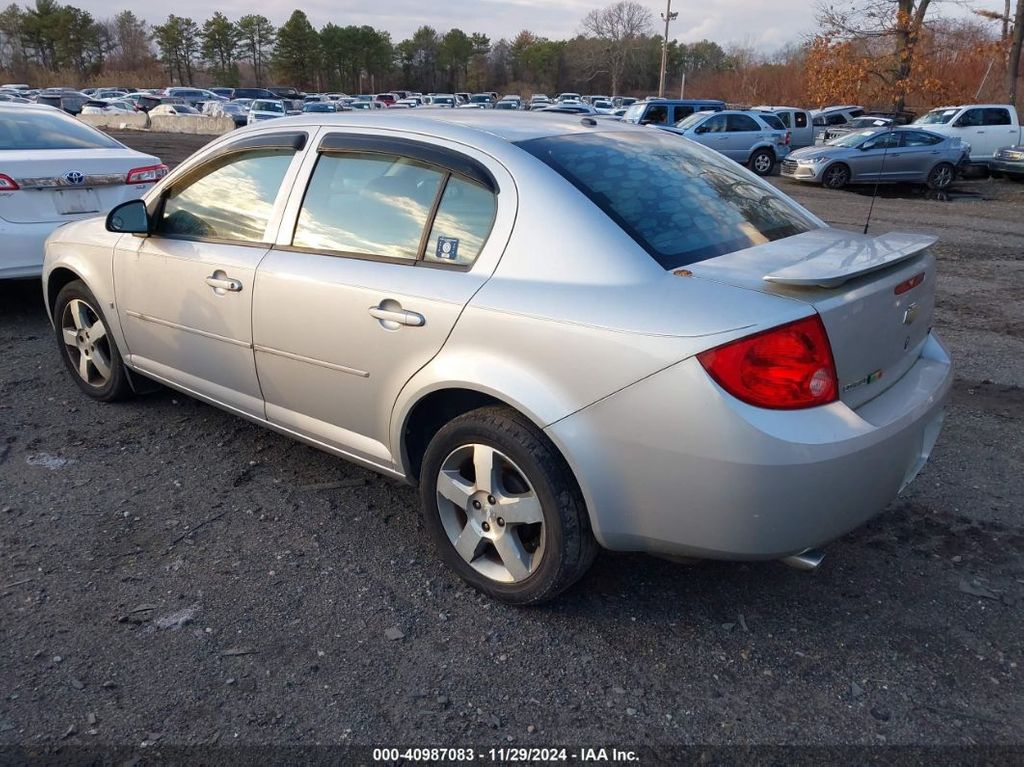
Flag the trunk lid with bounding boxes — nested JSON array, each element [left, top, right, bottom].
[[688, 228, 937, 410], [0, 149, 159, 224]]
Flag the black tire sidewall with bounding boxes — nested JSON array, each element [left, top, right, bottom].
[[823, 164, 848, 189], [54, 280, 131, 401], [418, 409, 587, 604]]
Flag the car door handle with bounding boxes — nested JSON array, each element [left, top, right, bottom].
[[368, 305, 425, 327], [205, 274, 243, 292]]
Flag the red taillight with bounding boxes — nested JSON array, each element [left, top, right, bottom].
[[125, 164, 168, 185], [894, 272, 925, 295], [0, 173, 19, 190], [697, 315, 838, 410]]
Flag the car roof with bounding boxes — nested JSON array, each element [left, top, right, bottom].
[[228, 110, 642, 145]]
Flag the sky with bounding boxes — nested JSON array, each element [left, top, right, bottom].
[[71, 0, 1009, 53]]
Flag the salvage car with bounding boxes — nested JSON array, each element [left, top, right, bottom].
[[659, 110, 790, 175], [43, 112, 952, 603], [781, 126, 968, 190], [989, 145, 1024, 181], [0, 103, 165, 279]]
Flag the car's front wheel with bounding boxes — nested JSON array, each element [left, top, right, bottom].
[[419, 406, 598, 604], [822, 163, 851, 189], [748, 149, 775, 176], [927, 162, 955, 191], [53, 280, 132, 402]]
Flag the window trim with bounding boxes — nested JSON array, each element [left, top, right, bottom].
[[317, 133, 497, 193]]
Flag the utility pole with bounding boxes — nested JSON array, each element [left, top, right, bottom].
[[658, 0, 679, 98]]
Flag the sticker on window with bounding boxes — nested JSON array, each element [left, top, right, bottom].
[[436, 236, 459, 261]]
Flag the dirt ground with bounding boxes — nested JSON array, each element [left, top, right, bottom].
[[1, 130, 1022, 755]]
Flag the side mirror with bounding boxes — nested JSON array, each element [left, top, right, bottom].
[[106, 199, 151, 235]]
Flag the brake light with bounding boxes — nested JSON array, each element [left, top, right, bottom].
[[125, 164, 168, 185], [697, 315, 838, 410], [894, 272, 925, 295], [784, 130, 791, 146], [0, 173, 19, 190]]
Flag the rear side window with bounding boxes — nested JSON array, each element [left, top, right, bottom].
[[983, 108, 1011, 126], [758, 113, 785, 130], [293, 153, 444, 260], [518, 131, 816, 269], [728, 114, 762, 131], [424, 176, 497, 266], [825, 113, 847, 126], [902, 131, 943, 147], [158, 149, 295, 242], [794, 111, 808, 128], [0, 109, 121, 150]]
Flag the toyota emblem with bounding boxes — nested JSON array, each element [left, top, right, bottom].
[[63, 171, 85, 185]]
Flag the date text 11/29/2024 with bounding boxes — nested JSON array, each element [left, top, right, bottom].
[[372, 747, 640, 762]]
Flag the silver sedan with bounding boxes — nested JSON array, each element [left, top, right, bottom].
[[782, 126, 969, 190], [42, 113, 952, 604]]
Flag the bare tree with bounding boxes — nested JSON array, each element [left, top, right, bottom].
[[580, 0, 652, 95], [817, 0, 938, 111]]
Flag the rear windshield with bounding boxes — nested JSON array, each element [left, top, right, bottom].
[[517, 130, 816, 269], [0, 109, 122, 150]]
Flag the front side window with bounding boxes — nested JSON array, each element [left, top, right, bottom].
[[958, 109, 984, 127], [518, 130, 816, 269], [644, 105, 669, 124], [701, 114, 728, 133], [862, 132, 900, 150], [293, 153, 444, 260], [158, 149, 295, 242]]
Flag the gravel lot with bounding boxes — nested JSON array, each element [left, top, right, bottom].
[[1, 130, 1022, 753]]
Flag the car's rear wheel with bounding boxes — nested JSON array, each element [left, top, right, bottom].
[[54, 280, 132, 402], [419, 406, 597, 605], [748, 149, 775, 176], [822, 163, 850, 189], [927, 162, 955, 191]]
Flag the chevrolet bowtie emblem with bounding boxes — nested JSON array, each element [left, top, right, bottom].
[[902, 303, 920, 326]]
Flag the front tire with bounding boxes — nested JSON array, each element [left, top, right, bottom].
[[419, 406, 598, 605], [53, 280, 132, 402], [748, 149, 775, 176], [927, 162, 955, 190], [822, 163, 850, 189]]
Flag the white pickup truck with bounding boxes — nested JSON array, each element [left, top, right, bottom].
[[913, 104, 1023, 165]]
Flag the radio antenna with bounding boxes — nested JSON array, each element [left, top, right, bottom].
[[863, 128, 893, 235]]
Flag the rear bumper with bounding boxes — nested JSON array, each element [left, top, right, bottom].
[[546, 332, 953, 559], [0, 218, 56, 278]]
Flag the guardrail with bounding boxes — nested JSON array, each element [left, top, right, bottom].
[[78, 112, 236, 135]]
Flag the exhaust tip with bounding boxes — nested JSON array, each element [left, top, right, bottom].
[[780, 548, 825, 572]]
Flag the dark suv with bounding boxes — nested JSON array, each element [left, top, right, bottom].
[[623, 99, 726, 126]]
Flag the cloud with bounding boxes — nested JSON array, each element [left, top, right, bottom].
[[77, 0, 1005, 52]]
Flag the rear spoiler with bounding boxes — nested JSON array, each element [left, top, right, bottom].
[[764, 231, 937, 289]]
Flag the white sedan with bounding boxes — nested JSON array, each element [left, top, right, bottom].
[[0, 103, 167, 279]]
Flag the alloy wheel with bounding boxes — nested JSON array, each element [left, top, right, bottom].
[[752, 152, 773, 174], [823, 165, 849, 189], [435, 443, 546, 583], [60, 298, 113, 388], [930, 165, 953, 189]]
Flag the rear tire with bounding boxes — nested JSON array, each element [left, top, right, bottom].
[[748, 149, 775, 176], [822, 163, 850, 189], [418, 406, 598, 605], [53, 280, 133, 402], [927, 162, 955, 191]]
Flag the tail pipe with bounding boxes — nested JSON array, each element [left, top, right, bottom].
[[780, 548, 825, 572]]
